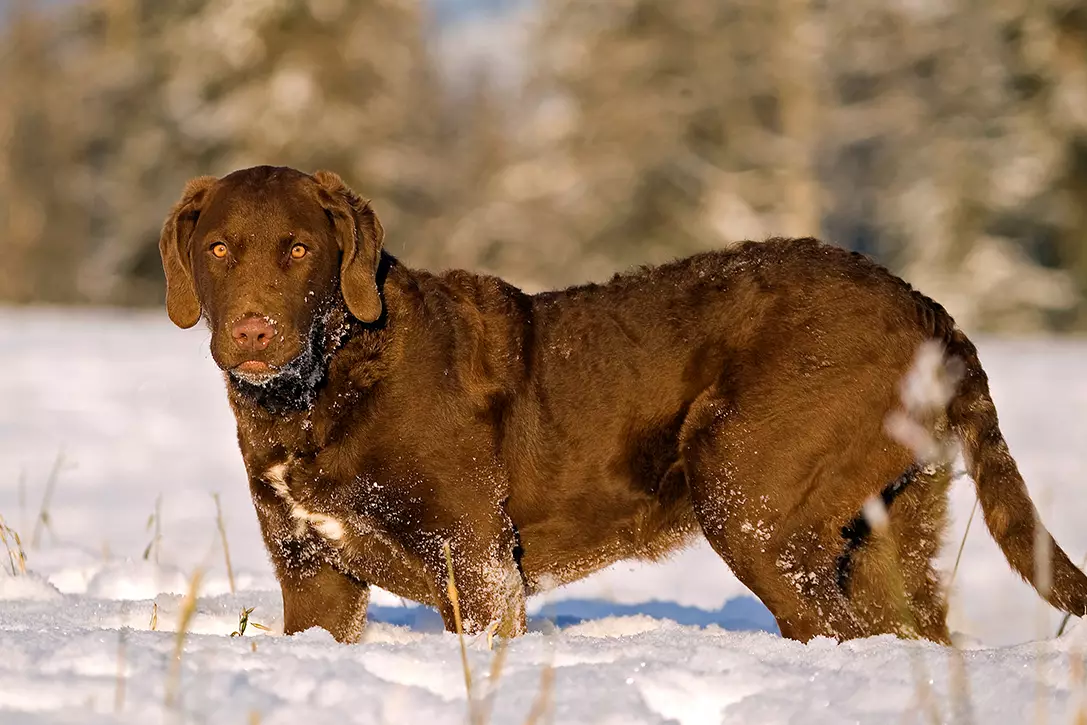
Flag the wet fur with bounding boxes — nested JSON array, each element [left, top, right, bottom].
[[159, 165, 1087, 645]]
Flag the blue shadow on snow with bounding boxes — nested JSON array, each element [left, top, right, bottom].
[[367, 595, 780, 636]]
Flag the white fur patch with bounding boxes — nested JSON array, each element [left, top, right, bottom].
[[290, 503, 345, 541], [264, 463, 291, 498], [264, 462, 346, 542], [308, 513, 346, 541]]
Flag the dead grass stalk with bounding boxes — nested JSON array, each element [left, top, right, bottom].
[[164, 568, 204, 709], [30, 450, 65, 549], [0, 513, 27, 576], [443, 541, 480, 723], [212, 493, 236, 594]]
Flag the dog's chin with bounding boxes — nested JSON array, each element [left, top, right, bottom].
[[230, 361, 280, 387], [225, 347, 327, 413]]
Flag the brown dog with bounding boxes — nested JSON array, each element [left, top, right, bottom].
[[159, 165, 1087, 644]]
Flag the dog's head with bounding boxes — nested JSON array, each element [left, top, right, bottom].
[[159, 166, 384, 388]]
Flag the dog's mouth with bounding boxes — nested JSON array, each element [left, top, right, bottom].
[[227, 347, 316, 405], [231, 360, 279, 385]]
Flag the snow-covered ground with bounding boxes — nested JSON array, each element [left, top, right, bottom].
[[1, 306, 1086, 723]]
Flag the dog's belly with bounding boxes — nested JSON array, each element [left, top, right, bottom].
[[507, 413, 700, 593], [514, 477, 699, 594], [518, 516, 698, 594], [505, 334, 706, 592]]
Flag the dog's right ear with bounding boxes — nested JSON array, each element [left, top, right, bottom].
[[159, 176, 217, 329]]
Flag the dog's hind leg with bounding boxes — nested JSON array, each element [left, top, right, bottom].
[[679, 368, 936, 643], [838, 520, 905, 637], [680, 394, 874, 642], [885, 464, 952, 642], [835, 464, 952, 642]]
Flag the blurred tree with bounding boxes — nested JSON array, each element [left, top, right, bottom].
[[461, 0, 1086, 330], [1030, 1, 1087, 327], [450, 0, 807, 289], [819, 0, 1082, 331], [0, 0, 447, 306], [0, 0, 88, 303], [414, 64, 514, 272], [1, 0, 1085, 333]]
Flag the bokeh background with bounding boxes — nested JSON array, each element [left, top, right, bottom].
[[1, 0, 1086, 330], [1, 0, 1087, 660]]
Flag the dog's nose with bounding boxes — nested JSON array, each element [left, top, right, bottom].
[[231, 316, 276, 352]]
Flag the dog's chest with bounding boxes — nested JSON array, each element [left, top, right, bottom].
[[263, 462, 348, 541]]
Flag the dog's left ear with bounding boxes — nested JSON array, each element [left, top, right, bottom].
[[312, 170, 385, 323]]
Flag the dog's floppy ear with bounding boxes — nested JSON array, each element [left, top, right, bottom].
[[312, 170, 385, 323], [159, 175, 217, 329]]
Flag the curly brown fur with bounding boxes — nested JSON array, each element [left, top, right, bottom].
[[159, 165, 1087, 644]]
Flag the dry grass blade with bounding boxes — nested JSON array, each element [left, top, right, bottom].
[[1069, 643, 1087, 725], [142, 494, 162, 564], [212, 493, 236, 594], [522, 661, 555, 725], [948, 642, 975, 725], [1034, 504, 1055, 725], [31, 450, 65, 549], [149, 602, 159, 631], [477, 626, 512, 725], [443, 541, 480, 724], [17, 469, 27, 533], [164, 568, 204, 709], [949, 496, 978, 592], [0, 514, 27, 576], [1034, 507, 1054, 601], [1035, 644, 1049, 725], [880, 345, 966, 725], [905, 651, 941, 725], [487, 634, 510, 686], [897, 592, 941, 725], [861, 496, 942, 725], [946, 489, 979, 723]]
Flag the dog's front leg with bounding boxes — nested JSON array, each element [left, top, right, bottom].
[[249, 471, 371, 644], [279, 558, 370, 644], [428, 526, 527, 640]]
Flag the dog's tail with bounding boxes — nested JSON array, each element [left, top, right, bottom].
[[945, 327, 1087, 617]]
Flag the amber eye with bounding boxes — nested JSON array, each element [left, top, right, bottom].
[[290, 244, 308, 260], [210, 242, 228, 259]]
